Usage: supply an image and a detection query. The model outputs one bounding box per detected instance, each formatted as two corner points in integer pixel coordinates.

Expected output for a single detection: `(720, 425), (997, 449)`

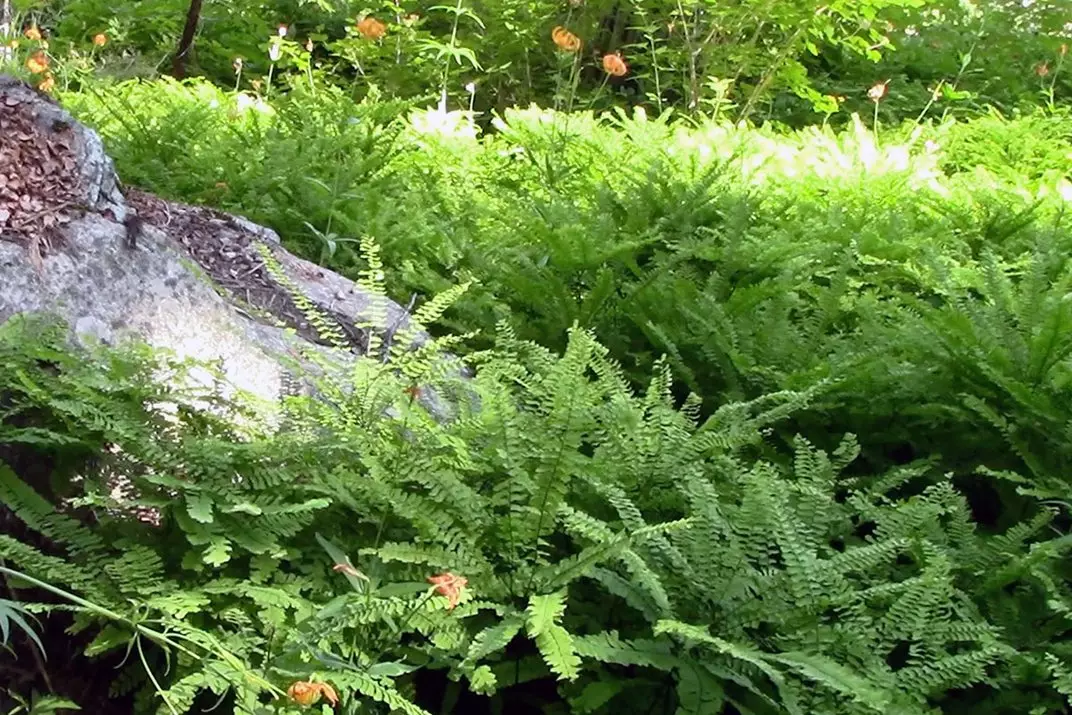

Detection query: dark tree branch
(172, 0), (204, 79)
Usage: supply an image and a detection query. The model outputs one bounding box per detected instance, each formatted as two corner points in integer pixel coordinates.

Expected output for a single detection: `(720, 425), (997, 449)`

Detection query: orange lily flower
(602, 52), (627, 77)
(428, 572), (467, 610)
(357, 17), (387, 40)
(552, 26), (582, 53)
(287, 680), (339, 707)
(868, 81), (889, 102)
(26, 51), (49, 74)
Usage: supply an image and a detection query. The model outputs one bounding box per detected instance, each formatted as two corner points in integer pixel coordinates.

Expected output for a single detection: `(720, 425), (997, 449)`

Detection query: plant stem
(0, 567), (284, 698)
(649, 34), (663, 114)
(439, 0), (465, 112)
(674, 0), (699, 110)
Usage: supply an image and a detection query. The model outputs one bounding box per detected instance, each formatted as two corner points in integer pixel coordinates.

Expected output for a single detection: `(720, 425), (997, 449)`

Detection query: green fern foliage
(2, 295), (1071, 714)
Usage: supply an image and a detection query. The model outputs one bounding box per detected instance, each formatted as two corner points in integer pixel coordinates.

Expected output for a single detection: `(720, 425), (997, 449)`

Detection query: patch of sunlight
(409, 106), (480, 141)
(665, 113), (947, 194)
(231, 91), (275, 118)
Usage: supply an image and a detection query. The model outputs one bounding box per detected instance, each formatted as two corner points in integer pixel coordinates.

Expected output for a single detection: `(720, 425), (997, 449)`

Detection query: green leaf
(468, 665), (497, 695)
(654, 620), (801, 715)
(768, 651), (892, 710)
(526, 592), (581, 681)
(676, 663), (726, 714)
(202, 538), (232, 566)
(367, 661), (420, 677)
(221, 502), (263, 515)
(0, 598), (45, 659)
(571, 680), (623, 713)
(317, 533), (368, 593)
(186, 493), (214, 524)
(464, 614), (524, 665)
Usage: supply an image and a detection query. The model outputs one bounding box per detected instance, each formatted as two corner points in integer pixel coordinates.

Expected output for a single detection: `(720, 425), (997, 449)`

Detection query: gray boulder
(0, 75), (446, 418)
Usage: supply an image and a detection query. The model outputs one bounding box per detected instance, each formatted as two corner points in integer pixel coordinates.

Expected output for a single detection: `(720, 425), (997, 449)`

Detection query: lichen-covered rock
(0, 75), (447, 418)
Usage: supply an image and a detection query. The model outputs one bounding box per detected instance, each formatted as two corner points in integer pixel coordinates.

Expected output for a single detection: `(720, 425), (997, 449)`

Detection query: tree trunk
(172, 0), (204, 79)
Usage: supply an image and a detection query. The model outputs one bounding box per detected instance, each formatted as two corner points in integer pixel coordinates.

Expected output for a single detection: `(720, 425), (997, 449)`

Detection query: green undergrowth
(62, 77), (1072, 497)
(2, 73), (1071, 714)
(1, 306), (1071, 714)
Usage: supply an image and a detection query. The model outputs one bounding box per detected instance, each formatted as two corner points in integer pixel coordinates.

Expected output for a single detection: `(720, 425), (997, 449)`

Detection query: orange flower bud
(92, 33), (108, 47)
(38, 73), (55, 93)
(24, 26), (42, 41)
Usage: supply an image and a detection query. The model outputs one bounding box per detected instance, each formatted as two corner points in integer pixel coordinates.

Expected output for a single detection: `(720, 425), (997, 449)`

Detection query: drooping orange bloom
(602, 52), (627, 77)
(287, 681), (339, 707)
(26, 51), (49, 74)
(867, 81), (889, 102)
(551, 26), (581, 53)
(1035, 61), (1050, 77)
(24, 26), (42, 41)
(428, 572), (468, 610)
(357, 16), (387, 40)
(38, 73), (55, 93)
(92, 33), (108, 47)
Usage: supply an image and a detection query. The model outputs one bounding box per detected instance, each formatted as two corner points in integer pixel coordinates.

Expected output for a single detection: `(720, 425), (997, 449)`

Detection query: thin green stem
(137, 636), (179, 715)
(0, 567), (284, 698)
(918, 36), (978, 125)
(439, 0), (465, 112)
(649, 34), (663, 114)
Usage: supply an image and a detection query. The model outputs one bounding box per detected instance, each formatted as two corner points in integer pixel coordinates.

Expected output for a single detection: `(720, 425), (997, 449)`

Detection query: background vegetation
(1, 0), (1071, 714)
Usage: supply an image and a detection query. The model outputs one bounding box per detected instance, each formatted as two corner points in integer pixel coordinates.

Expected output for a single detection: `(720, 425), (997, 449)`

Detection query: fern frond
(462, 613), (525, 667)
(526, 591), (581, 681)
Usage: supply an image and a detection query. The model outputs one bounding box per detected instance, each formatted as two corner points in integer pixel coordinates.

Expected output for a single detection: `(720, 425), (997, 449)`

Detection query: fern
(526, 592), (582, 681)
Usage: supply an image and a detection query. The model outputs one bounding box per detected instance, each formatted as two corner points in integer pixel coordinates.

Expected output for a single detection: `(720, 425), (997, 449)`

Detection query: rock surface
(0, 75), (434, 413)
